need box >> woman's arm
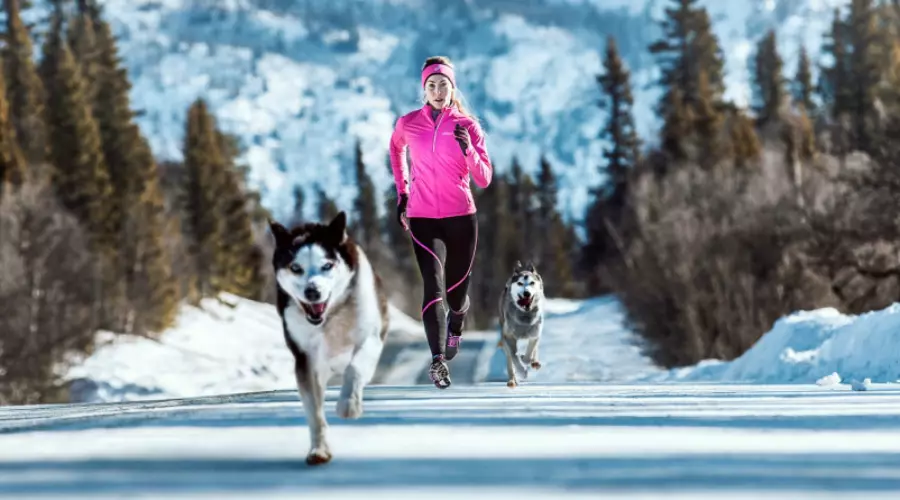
[388,116,409,196]
[465,121,492,188]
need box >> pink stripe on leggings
[447,222,477,294]
[407,221,477,317]
[408,229,443,316]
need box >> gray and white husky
[498,260,545,388]
[268,211,388,465]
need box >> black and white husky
[268,212,388,465]
[498,260,545,388]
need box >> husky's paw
[530,360,542,370]
[506,379,517,388]
[306,447,332,466]
[336,395,363,419]
[515,355,530,379]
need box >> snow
[60,292,663,403]
[62,293,428,403]
[17,269,900,495]
[651,304,900,386]
[6,384,900,496]
[62,285,900,402]
[485,296,664,383]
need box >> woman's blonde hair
[422,56,478,122]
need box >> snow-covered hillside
[62,292,431,403]
[61,292,660,403]
[63,283,900,405]
[52,0,848,224]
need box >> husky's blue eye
[322,262,334,271]
[289,263,303,274]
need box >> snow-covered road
[4,383,900,498]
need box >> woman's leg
[443,214,478,359]
[407,217,448,358]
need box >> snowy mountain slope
[6,384,900,497]
[67,0,848,224]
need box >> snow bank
[64,284,900,402]
[63,293,426,403]
[654,304,900,385]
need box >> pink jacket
[389,104,493,219]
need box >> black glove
[454,123,469,156]
[397,194,408,227]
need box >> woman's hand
[397,194,408,229]
[454,123,470,156]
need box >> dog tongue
[310,302,326,315]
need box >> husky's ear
[326,211,348,245]
[513,260,523,272]
[268,219,292,247]
[525,261,536,273]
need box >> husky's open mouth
[298,299,328,325]
[516,295,534,311]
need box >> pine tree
[793,45,816,114]
[535,156,575,297]
[659,87,693,162]
[846,0,882,153]
[0,54,26,188]
[290,185,306,225]
[214,131,265,300]
[126,135,180,333]
[752,30,787,126]
[728,108,762,169]
[352,138,379,250]
[693,69,725,169]
[182,98,226,300]
[60,1,182,329]
[43,35,118,329]
[879,40,900,119]
[67,9,99,106]
[506,160,537,264]
[596,35,640,208]
[317,185,339,221]
[782,106,817,176]
[505,157,523,231]
[821,8,852,123]
[583,35,641,290]
[37,4,63,87]
[536,155,557,222]
[82,2,146,233]
[472,173,513,327]
[649,0,726,127]
[43,20,112,231]
[3,0,48,166]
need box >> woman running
[388,55,493,389]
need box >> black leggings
[408,214,478,357]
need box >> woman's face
[425,74,453,109]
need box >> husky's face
[269,212,356,326]
[508,261,543,312]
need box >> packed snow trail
[484,296,664,383]
[4,383,900,498]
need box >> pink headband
[421,63,456,88]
